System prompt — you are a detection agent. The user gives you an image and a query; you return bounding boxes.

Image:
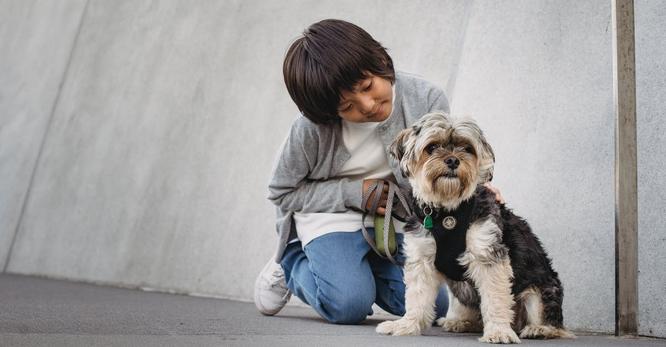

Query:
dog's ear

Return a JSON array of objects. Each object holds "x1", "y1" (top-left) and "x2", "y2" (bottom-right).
[
  {"x1": 478, "y1": 131, "x2": 495, "y2": 182},
  {"x1": 390, "y1": 127, "x2": 414, "y2": 178},
  {"x1": 389, "y1": 128, "x2": 409, "y2": 161},
  {"x1": 464, "y1": 118, "x2": 495, "y2": 182}
]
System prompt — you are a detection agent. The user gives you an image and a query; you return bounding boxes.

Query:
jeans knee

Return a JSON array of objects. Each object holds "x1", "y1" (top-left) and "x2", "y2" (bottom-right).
[
  {"x1": 435, "y1": 286, "x2": 450, "y2": 318},
  {"x1": 319, "y1": 293, "x2": 374, "y2": 324}
]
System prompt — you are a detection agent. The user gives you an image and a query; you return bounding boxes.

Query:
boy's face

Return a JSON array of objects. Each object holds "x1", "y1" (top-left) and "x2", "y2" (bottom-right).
[{"x1": 337, "y1": 74, "x2": 393, "y2": 123}]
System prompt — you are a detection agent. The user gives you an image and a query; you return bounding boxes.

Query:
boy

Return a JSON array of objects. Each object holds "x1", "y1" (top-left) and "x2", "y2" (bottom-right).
[{"x1": 255, "y1": 19, "x2": 502, "y2": 324}]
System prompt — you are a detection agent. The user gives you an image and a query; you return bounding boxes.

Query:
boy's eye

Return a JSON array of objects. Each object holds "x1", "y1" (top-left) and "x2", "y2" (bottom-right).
[
  {"x1": 339, "y1": 104, "x2": 352, "y2": 112},
  {"x1": 363, "y1": 81, "x2": 373, "y2": 91}
]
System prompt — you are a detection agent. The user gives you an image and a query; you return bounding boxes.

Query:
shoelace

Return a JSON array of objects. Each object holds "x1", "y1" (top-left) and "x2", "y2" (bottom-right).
[
  {"x1": 360, "y1": 180, "x2": 412, "y2": 264},
  {"x1": 269, "y1": 269, "x2": 288, "y2": 290}
]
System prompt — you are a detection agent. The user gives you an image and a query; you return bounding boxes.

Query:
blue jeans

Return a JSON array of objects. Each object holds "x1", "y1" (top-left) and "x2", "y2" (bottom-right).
[{"x1": 280, "y1": 229, "x2": 449, "y2": 324}]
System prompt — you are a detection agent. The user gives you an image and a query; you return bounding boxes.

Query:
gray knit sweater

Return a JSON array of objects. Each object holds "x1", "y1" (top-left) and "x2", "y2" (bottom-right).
[{"x1": 268, "y1": 72, "x2": 450, "y2": 261}]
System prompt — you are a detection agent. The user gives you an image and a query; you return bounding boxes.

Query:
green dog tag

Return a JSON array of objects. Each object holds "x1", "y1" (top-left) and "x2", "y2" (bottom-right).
[{"x1": 423, "y1": 214, "x2": 433, "y2": 229}]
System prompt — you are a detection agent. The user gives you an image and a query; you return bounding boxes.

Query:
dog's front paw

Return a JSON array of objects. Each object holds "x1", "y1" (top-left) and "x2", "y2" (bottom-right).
[
  {"x1": 436, "y1": 318, "x2": 483, "y2": 333},
  {"x1": 479, "y1": 323, "x2": 521, "y2": 344},
  {"x1": 376, "y1": 319, "x2": 422, "y2": 336}
]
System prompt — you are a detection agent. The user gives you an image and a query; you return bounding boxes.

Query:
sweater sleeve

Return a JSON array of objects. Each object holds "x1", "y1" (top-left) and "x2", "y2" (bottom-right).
[
  {"x1": 428, "y1": 87, "x2": 451, "y2": 114},
  {"x1": 267, "y1": 119, "x2": 364, "y2": 213}
]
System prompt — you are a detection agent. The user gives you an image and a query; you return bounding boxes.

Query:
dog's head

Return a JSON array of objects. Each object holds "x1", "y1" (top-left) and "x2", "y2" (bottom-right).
[{"x1": 390, "y1": 112, "x2": 495, "y2": 210}]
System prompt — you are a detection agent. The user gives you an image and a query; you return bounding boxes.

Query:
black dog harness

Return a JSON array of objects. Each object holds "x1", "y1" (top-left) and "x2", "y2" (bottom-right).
[{"x1": 421, "y1": 198, "x2": 477, "y2": 281}]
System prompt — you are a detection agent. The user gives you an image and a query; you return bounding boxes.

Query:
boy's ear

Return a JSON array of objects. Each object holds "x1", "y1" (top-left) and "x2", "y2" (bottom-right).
[{"x1": 390, "y1": 128, "x2": 414, "y2": 178}]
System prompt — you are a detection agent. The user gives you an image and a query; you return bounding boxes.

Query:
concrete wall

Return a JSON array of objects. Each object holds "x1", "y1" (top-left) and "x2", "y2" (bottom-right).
[{"x1": 0, "y1": 0, "x2": 663, "y2": 337}]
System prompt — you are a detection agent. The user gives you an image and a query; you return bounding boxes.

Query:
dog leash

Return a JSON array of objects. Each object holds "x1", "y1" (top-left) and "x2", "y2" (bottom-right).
[{"x1": 361, "y1": 180, "x2": 412, "y2": 265}]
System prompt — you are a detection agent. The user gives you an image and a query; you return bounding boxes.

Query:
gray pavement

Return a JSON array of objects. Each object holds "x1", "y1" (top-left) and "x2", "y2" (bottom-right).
[{"x1": 0, "y1": 274, "x2": 663, "y2": 347}]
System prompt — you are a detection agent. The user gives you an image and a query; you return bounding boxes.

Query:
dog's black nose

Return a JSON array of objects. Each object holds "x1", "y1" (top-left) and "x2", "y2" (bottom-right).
[{"x1": 445, "y1": 157, "x2": 460, "y2": 170}]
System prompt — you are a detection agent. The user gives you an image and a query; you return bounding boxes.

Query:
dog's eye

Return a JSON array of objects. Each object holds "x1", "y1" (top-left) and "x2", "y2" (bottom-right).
[
  {"x1": 463, "y1": 146, "x2": 474, "y2": 154},
  {"x1": 426, "y1": 143, "x2": 439, "y2": 154}
]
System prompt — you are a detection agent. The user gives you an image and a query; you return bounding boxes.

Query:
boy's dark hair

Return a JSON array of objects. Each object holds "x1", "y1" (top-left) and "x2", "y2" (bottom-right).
[{"x1": 283, "y1": 19, "x2": 395, "y2": 124}]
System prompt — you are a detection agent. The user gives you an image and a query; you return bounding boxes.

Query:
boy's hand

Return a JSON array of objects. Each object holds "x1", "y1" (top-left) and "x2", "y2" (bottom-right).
[
  {"x1": 363, "y1": 179, "x2": 389, "y2": 215},
  {"x1": 484, "y1": 182, "x2": 505, "y2": 205}
]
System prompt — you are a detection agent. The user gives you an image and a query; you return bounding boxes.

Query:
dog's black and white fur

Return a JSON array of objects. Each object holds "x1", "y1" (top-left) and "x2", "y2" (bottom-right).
[{"x1": 376, "y1": 113, "x2": 574, "y2": 343}]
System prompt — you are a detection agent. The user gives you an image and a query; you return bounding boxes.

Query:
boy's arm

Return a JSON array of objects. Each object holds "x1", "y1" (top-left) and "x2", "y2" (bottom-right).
[
  {"x1": 269, "y1": 177, "x2": 363, "y2": 213},
  {"x1": 427, "y1": 88, "x2": 450, "y2": 114},
  {"x1": 267, "y1": 120, "x2": 363, "y2": 213}
]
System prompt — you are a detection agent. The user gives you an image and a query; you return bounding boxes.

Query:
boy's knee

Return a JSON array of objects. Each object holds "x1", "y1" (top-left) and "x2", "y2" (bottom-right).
[
  {"x1": 319, "y1": 291, "x2": 375, "y2": 324},
  {"x1": 436, "y1": 286, "x2": 450, "y2": 318}
]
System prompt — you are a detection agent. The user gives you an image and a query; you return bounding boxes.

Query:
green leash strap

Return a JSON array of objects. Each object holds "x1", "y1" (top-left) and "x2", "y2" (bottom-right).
[
  {"x1": 374, "y1": 215, "x2": 396, "y2": 255},
  {"x1": 361, "y1": 180, "x2": 412, "y2": 265}
]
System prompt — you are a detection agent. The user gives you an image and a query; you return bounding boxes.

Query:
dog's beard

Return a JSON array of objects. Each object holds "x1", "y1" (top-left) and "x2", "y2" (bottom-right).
[{"x1": 412, "y1": 157, "x2": 479, "y2": 210}]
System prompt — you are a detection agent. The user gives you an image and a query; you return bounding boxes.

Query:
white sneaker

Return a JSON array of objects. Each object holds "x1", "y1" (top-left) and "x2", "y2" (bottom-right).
[{"x1": 254, "y1": 258, "x2": 291, "y2": 316}]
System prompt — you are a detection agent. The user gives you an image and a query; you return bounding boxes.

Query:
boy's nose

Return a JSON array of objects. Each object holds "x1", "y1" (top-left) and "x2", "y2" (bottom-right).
[{"x1": 359, "y1": 95, "x2": 376, "y2": 114}]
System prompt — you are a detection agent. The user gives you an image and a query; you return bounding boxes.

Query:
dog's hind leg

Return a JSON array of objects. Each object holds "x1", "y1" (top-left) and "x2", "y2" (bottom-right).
[
  {"x1": 436, "y1": 291, "x2": 483, "y2": 333},
  {"x1": 376, "y1": 234, "x2": 443, "y2": 336},
  {"x1": 518, "y1": 285, "x2": 575, "y2": 339}
]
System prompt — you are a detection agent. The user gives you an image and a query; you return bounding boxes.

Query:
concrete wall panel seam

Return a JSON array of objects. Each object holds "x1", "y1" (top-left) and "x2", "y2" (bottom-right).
[{"x1": 3, "y1": 0, "x2": 92, "y2": 273}]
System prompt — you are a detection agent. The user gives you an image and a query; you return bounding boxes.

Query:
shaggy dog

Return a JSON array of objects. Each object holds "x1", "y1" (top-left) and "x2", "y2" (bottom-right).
[{"x1": 376, "y1": 113, "x2": 574, "y2": 343}]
